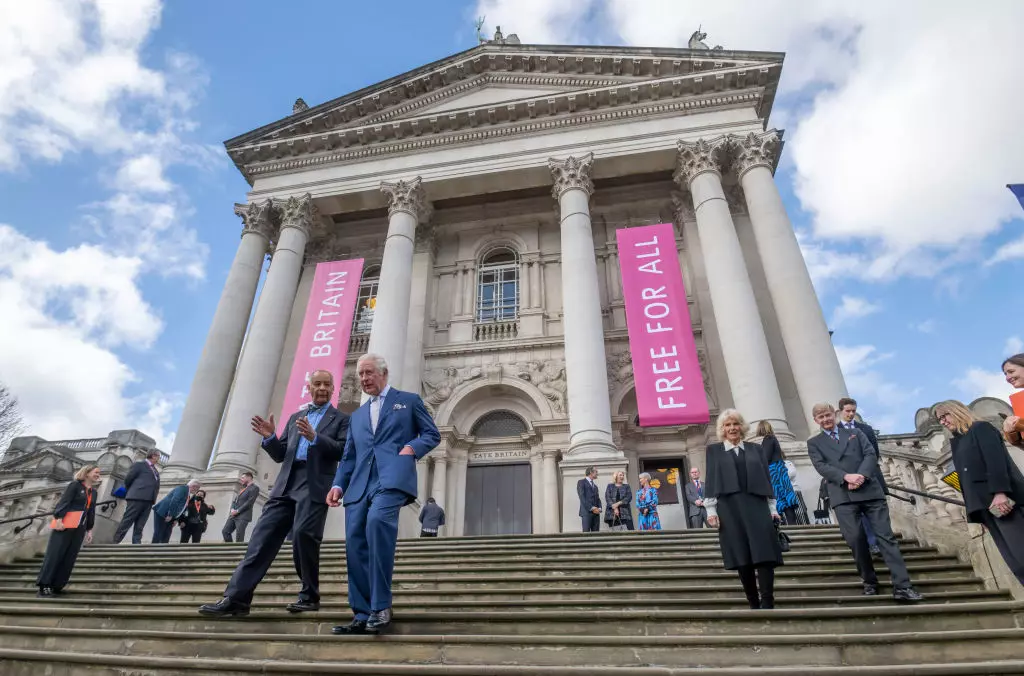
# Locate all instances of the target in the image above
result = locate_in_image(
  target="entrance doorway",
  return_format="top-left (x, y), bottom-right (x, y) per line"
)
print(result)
top-left (639, 457), bottom-right (691, 530)
top-left (463, 463), bottom-right (532, 536)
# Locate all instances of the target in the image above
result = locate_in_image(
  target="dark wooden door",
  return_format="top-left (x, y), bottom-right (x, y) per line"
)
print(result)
top-left (464, 464), bottom-right (532, 536)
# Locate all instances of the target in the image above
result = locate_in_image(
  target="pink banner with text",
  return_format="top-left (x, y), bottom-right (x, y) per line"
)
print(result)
top-left (617, 223), bottom-right (709, 427)
top-left (278, 258), bottom-right (363, 433)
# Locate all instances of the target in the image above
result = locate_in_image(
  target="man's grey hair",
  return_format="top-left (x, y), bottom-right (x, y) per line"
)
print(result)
top-left (307, 369), bottom-right (334, 383)
top-left (357, 353), bottom-right (389, 374)
top-left (639, 472), bottom-right (652, 482)
top-left (187, 479), bottom-right (200, 488)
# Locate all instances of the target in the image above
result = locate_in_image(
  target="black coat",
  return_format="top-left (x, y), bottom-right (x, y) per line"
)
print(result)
top-left (52, 480), bottom-right (97, 531)
top-left (123, 460), bottom-right (160, 503)
top-left (264, 404), bottom-right (350, 504)
top-left (604, 483), bottom-right (633, 524)
top-left (951, 421), bottom-right (1024, 523)
top-left (704, 442), bottom-right (774, 499)
top-left (179, 497), bottom-right (216, 527)
top-left (577, 478), bottom-right (601, 517)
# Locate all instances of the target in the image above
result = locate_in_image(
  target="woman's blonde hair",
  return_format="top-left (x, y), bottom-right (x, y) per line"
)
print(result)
top-left (933, 400), bottom-right (975, 435)
top-left (74, 464), bottom-right (100, 482)
top-left (716, 409), bottom-right (749, 441)
top-left (755, 420), bottom-right (775, 437)
top-left (612, 470), bottom-right (625, 483)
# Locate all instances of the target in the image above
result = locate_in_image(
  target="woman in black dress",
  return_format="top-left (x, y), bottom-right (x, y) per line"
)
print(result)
top-left (178, 489), bottom-right (216, 543)
top-left (936, 400), bottom-right (1024, 584)
top-left (604, 470), bottom-right (634, 530)
top-left (37, 465), bottom-right (100, 597)
top-left (705, 409), bottom-right (783, 609)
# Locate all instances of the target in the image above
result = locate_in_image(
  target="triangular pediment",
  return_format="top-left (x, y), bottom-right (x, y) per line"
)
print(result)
top-left (225, 43), bottom-right (784, 183)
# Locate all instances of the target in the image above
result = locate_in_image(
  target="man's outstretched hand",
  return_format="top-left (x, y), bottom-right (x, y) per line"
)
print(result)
top-left (251, 414), bottom-right (275, 438)
top-left (327, 487), bottom-right (343, 507)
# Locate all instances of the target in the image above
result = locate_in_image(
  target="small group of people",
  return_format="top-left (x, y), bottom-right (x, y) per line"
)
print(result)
top-left (577, 468), bottom-right (662, 532)
top-left (151, 479), bottom-right (215, 544)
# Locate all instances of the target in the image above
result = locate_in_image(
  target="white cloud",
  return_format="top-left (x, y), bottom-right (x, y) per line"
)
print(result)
top-left (953, 367), bottom-right (1015, 403)
top-left (1005, 336), bottom-right (1024, 356)
top-left (990, 236), bottom-right (1024, 265)
top-left (831, 295), bottom-right (881, 327)
top-left (834, 344), bottom-right (917, 432)
top-left (474, 0), bottom-right (598, 45)
top-left (0, 224), bottom-right (179, 446)
top-left (115, 154), bottom-right (171, 194)
top-left (911, 319), bottom-right (937, 334)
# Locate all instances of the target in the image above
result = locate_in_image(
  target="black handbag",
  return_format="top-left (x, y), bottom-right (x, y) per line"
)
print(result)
top-left (776, 523), bottom-right (792, 552)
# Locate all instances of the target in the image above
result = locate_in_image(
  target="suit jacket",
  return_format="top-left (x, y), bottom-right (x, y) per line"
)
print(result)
top-left (153, 484), bottom-right (190, 519)
top-left (704, 442), bottom-right (774, 498)
top-left (123, 460), bottom-right (160, 503)
top-left (230, 483), bottom-right (260, 522)
top-left (334, 388), bottom-right (440, 506)
top-left (684, 480), bottom-right (708, 510)
top-left (951, 420), bottom-right (1024, 522)
top-left (576, 478), bottom-right (601, 517)
top-left (53, 480), bottom-right (97, 531)
top-left (807, 427), bottom-right (884, 506)
top-left (851, 420), bottom-right (889, 494)
top-left (265, 404), bottom-right (349, 504)
top-left (419, 502), bottom-right (446, 530)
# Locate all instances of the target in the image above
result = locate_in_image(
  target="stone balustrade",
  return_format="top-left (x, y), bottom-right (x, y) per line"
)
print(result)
top-left (349, 333), bottom-right (370, 355)
top-left (474, 320), bottom-right (519, 342)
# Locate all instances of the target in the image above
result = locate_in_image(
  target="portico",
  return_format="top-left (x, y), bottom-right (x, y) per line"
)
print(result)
top-left (168, 38), bottom-right (846, 537)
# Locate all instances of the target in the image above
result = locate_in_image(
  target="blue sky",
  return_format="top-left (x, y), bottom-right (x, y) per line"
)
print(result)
top-left (0, 0), bottom-right (1021, 448)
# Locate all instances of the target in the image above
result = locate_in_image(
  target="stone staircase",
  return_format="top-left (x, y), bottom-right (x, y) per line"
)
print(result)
top-left (0, 525), bottom-right (1022, 675)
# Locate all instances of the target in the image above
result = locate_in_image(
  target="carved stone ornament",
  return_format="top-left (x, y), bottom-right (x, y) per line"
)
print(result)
top-left (548, 153), bottom-right (594, 200)
top-left (272, 193), bottom-right (317, 236)
top-left (304, 236), bottom-right (352, 266)
top-left (292, 98), bottom-right (310, 114)
top-left (674, 137), bottom-right (728, 187)
top-left (696, 350), bottom-right (716, 408)
top-left (234, 200), bottom-right (276, 242)
top-left (606, 350), bottom-right (634, 392)
top-left (731, 130), bottom-right (782, 180)
top-left (420, 359), bottom-right (568, 416)
top-left (380, 176), bottom-right (432, 223)
top-left (339, 372), bottom-right (360, 403)
top-left (414, 222), bottom-right (437, 255)
top-left (670, 191), bottom-right (695, 225)
top-left (422, 366), bottom-right (484, 410)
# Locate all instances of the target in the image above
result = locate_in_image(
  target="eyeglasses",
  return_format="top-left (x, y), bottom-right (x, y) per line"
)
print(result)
top-left (937, 413), bottom-right (952, 422)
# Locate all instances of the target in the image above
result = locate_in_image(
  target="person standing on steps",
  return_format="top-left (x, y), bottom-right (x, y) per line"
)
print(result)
top-left (703, 409), bottom-right (783, 610)
top-left (37, 465), bottom-right (100, 598)
top-left (112, 449), bottom-right (161, 545)
top-left (838, 397), bottom-right (886, 558)
top-left (328, 353), bottom-right (440, 636)
top-left (577, 467), bottom-right (602, 533)
top-left (759, 422), bottom-right (799, 526)
top-left (807, 402), bottom-right (923, 604)
top-left (635, 473), bottom-right (662, 531)
top-left (604, 470), bottom-right (634, 531)
top-left (222, 472), bottom-right (260, 543)
top-left (198, 370), bottom-right (349, 617)
top-left (684, 467), bottom-right (708, 529)
top-left (179, 489), bottom-right (216, 543)
top-left (152, 479), bottom-right (199, 544)
top-left (418, 497), bottom-right (445, 537)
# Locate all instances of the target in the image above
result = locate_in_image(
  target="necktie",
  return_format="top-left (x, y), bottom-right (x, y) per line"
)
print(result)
top-left (370, 396), bottom-right (380, 432)
top-left (829, 428), bottom-right (839, 442)
top-left (696, 480), bottom-right (701, 498)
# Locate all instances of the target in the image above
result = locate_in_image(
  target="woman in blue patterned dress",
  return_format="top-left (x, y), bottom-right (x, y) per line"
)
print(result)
top-left (635, 473), bottom-right (662, 531)
top-left (759, 421), bottom-right (800, 525)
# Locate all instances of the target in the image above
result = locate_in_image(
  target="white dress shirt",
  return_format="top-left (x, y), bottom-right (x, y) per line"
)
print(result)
top-left (370, 385), bottom-right (391, 433)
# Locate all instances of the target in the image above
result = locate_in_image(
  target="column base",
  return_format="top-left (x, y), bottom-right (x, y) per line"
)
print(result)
top-left (558, 456), bottom-right (628, 534)
top-left (566, 437), bottom-right (623, 460)
top-left (159, 462), bottom-right (206, 484)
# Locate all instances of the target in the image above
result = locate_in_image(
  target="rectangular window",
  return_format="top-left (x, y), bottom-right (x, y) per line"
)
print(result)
top-left (354, 277), bottom-right (379, 334)
top-left (477, 264), bottom-right (518, 322)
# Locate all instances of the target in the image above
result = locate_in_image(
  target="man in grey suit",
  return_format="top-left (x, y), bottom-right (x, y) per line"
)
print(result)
top-left (113, 449), bottom-right (162, 544)
top-left (684, 467), bottom-right (708, 529)
top-left (222, 472), bottom-right (260, 543)
top-left (418, 497), bottom-right (445, 537)
top-left (807, 402), bottom-right (922, 603)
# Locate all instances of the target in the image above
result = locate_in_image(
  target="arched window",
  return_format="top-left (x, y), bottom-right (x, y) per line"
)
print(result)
top-left (476, 247), bottom-right (519, 322)
top-left (354, 265), bottom-right (380, 334)
top-left (471, 410), bottom-right (528, 438)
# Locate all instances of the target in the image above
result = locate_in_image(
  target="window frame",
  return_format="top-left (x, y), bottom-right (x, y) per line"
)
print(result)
top-left (476, 247), bottom-right (519, 323)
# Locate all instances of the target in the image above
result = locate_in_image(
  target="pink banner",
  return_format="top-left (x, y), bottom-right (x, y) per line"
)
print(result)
top-left (278, 258), bottom-right (363, 433)
top-left (616, 223), bottom-right (709, 427)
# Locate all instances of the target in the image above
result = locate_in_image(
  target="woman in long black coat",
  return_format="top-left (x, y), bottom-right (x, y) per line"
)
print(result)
top-left (705, 409), bottom-right (783, 609)
top-left (37, 465), bottom-right (100, 597)
top-left (604, 471), bottom-right (634, 530)
top-left (936, 400), bottom-right (1024, 584)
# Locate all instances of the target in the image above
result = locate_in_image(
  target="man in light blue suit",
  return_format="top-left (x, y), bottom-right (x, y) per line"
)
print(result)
top-left (328, 353), bottom-right (440, 635)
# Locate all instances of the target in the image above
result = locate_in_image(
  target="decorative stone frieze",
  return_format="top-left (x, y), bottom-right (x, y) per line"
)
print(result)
top-left (380, 176), bottom-right (432, 223)
top-left (674, 137), bottom-right (728, 186)
top-left (670, 191), bottom-right (695, 226)
top-left (414, 222), bottom-right (438, 255)
top-left (233, 200), bottom-right (276, 242)
top-left (420, 359), bottom-right (568, 416)
top-left (730, 130), bottom-right (782, 180)
top-left (548, 153), bottom-right (594, 200)
top-left (272, 193), bottom-right (317, 236)
top-left (422, 366), bottom-right (484, 409)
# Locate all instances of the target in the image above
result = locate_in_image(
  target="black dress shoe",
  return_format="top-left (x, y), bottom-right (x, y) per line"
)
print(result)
top-left (863, 583), bottom-right (879, 596)
top-left (331, 619), bottom-right (368, 635)
top-left (198, 597), bottom-right (250, 617)
top-left (286, 600), bottom-right (320, 613)
top-left (893, 587), bottom-right (923, 603)
top-left (365, 608), bottom-right (393, 633)
top-left (759, 595), bottom-right (775, 610)
top-left (36, 587), bottom-right (54, 599)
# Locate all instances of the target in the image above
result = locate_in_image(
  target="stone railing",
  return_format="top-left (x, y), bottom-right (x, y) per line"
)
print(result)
top-left (474, 320), bottom-right (519, 342)
top-left (349, 333), bottom-right (370, 355)
top-left (61, 438), bottom-right (106, 450)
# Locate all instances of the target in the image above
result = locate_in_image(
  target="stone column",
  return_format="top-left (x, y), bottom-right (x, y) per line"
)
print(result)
top-left (733, 131), bottom-right (848, 430)
top-left (368, 177), bottom-right (430, 389)
top-left (416, 458), bottom-right (430, 503)
top-left (530, 258), bottom-right (542, 309)
top-left (451, 269), bottom-right (464, 319)
top-left (213, 194), bottom-right (315, 471)
top-left (530, 452), bottom-right (544, 534)
top-left (520, 259), bottom-right (531, 309)
top-left (166, 202), bottom-right (272, 475)
top-left (402, 223), bottom-right (436, 392)
top-left (548, 153), bottom-right (619, 457)
top-left (430, 451), bottom-right (448, 518)
top-left (451, 454), bottom-right (468, 536)
top-left (675, 139), bottom-right (789, 435)
top-left (542, 450), bottom-right (560, 533)
top-left (461, 266), bottom-right (474, 316)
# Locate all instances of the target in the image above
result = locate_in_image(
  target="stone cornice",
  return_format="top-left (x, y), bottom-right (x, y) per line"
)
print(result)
top-left (380, 177), bottom-right (432, 222)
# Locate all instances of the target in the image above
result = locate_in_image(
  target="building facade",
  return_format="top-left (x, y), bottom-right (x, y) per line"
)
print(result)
top-left (167, 35), bottom-right (850, 537)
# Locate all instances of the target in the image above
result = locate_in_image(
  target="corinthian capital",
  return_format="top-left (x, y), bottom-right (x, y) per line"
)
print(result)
top-left (234, 199), bottom-right (276, 241)
top-left (381, 176), bottom-right (432, 223)
top-left (548, 153), bottom-right (594, 200)
top-left (674, 137), bottom-right (728, 187)
top-left (272, 193), bottom-right (317, 236)
top-left (731, 130), bottom-right (782, 179)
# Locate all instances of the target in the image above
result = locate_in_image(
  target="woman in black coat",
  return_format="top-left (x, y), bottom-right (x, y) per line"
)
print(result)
top-left (178, 490), bottom-right (216, 543)
top-left (604, 471), bottom-right (634, 530)
top-left (936, 400), bottom-right (1024, 584)
top-left (705, 409), bottom-right (783, 609)
top-left (37, 465), bottom-right (100, 597)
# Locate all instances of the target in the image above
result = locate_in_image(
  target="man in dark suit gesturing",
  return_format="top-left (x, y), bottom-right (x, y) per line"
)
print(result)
top-left (577, 467), bottom-right (602, 532)
top-left (328, 353), bottom-right (440, 635)
top-left (807, 402), bottom-right (922, 603)
top-left (113, 449), bottom-right (162, 544)
top-left (199, 370), bottom-right (349, 617)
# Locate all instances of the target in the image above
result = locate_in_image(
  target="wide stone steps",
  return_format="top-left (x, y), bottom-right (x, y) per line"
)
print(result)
top-left (1, 526), bottom-right (1022, 674)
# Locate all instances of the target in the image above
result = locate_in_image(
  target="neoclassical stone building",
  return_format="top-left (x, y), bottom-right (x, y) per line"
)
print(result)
top-left (167, 34), bottom-right (849, 537)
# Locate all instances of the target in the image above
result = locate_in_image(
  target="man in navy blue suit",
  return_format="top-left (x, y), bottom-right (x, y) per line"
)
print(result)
top-left (328, 353), bottom-right (440, 635)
